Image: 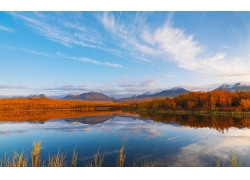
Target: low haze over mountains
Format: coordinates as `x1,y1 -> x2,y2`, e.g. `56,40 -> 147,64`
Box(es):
5,82 -> 250,102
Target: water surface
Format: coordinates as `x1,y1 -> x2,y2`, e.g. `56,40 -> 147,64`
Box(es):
1,111 -> 250,167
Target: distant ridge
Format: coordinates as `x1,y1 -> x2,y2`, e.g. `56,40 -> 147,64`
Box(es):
215,82 -> 250,91
64,92 -> 115,101
28,94 -> 46,98
116,87 -> 190,102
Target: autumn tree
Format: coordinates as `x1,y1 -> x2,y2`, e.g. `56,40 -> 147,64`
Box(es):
240,99 -> 250,110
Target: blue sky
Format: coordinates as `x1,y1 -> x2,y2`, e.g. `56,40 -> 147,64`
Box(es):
1,12 -> 250,98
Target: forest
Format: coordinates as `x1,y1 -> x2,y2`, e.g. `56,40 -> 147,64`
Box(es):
129,90 -> 250,111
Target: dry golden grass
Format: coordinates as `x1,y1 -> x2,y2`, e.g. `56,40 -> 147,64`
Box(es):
0,97 -> 127,111
230,155 -> 243,167
216,155 -> 243,167
48,149 -> 66,167
1,151 -> 28,167
86,149 -> 106,167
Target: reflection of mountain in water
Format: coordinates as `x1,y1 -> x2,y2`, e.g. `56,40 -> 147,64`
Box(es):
29,122 -> 45,124
64,113 -> 141,125
64,115 -> 114,125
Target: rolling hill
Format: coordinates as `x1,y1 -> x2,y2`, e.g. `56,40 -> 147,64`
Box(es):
64,92 -> 115,101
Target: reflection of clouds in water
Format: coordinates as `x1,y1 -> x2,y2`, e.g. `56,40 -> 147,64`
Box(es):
170,129 -> 250,167
0,116 -> 165,138
98,117 -> 164,138
167,136 -> 179,141
79,149 -> 120,161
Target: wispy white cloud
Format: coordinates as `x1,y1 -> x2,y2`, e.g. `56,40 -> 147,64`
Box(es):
98,12 -> 161,61
0,44 -> 15,50
153,24 -> 203,69
0,25 -> 15,33
98,12 -> 250,79
0,84 -> 28,89
100,12 -> 116,32
165,74 -> 177,78
216,71 -> 250,77
9,12 -> 122,57
119,79 -> 158,88
15,46 -> 124,68
21,48 -> 55,57
56,52 -> 123,68
43,84 -> 92,92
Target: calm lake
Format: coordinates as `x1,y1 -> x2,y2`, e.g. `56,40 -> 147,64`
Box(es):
1,111 -> 250,167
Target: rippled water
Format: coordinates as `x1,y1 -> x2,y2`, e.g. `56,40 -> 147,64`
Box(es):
1,111 -> 250,167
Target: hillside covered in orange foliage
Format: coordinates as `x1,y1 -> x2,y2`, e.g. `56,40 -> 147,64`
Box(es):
130,90 -> 250,111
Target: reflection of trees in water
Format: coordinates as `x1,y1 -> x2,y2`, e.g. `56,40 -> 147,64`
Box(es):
138,112 -> 250,133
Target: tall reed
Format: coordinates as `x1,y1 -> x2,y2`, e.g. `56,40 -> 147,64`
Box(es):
117,144 -> 126,167
71,147 -> 78,167
230,155 -> 243,167
31,140 -> 42,167
93,148 -> 105,167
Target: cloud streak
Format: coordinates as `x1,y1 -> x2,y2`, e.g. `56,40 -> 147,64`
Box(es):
56,52 -> 123,68
0,44 -> 16,50
14,46 -> 124,68
0,84 -> 28,89
9,12 -> 123,57
21,48 -> 55,57
165,74 -> 177,78
0,25 -> 15,33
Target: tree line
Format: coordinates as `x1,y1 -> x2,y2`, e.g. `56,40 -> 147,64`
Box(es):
129,90 -> 250,111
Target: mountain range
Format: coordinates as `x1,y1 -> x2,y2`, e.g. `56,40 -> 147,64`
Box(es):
116,87 -> 190,102
215,82 -> 250,91
19,82 -> 250,102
